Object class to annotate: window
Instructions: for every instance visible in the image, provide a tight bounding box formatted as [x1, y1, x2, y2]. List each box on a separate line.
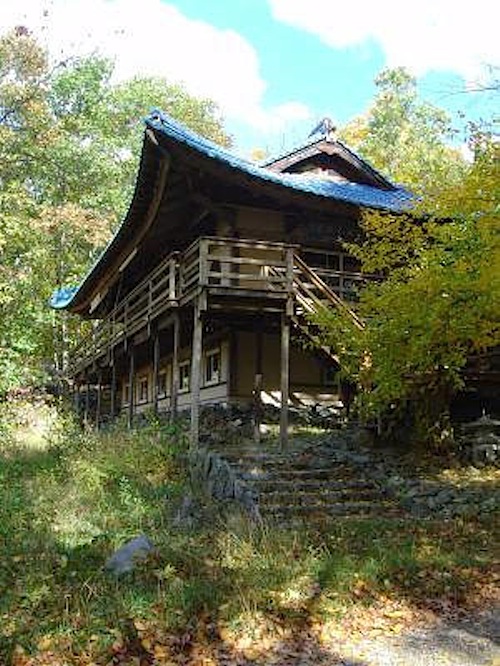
[138, 377, 149, 403]
[123, 383, 130, 405]
[205, 349, 221, 385]
[179, 361, 191, 392]
[303, 250, 340, 271]
[157, 370, 168, 397]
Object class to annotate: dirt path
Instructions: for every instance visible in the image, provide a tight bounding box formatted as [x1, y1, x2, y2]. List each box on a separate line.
[208, 606, 500, 666]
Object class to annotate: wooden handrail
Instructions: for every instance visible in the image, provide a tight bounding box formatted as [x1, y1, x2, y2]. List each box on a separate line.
[293, 253, 365, 329]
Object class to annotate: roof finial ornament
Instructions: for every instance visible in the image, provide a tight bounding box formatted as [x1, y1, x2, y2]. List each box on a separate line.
[308, 117, 336, 140]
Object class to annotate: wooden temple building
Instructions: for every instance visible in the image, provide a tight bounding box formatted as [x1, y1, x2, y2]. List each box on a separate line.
[51, 113, 412, 445]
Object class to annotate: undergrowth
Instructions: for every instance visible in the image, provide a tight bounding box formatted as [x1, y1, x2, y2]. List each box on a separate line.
[0, 398, 497, 664]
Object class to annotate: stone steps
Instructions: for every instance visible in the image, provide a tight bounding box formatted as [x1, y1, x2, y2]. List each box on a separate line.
[209, 441, 404, 524]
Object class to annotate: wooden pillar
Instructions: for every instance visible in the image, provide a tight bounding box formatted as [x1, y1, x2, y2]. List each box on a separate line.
[84, 373, 90, 429]
[109, 357, 116, 421]
[127, 343, 135, 429]
[253, 325, 264, 445]
[170, 312, 180, 422]
[73, 380, 80, 415]
[96, 369, 102, 430]
[190, 301, 203, 446]
[152, 329, 160, 415]
[280, 312, 290, 451]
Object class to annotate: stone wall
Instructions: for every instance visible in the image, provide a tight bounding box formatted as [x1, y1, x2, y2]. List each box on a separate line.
[189, 446, 261, 522]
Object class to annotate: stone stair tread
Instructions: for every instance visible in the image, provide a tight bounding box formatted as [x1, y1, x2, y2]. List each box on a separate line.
[249, 478, 375, 490]
[259, 489, 382, 504]
[260, 502, 396, 517]
[241, 467, 357, 479]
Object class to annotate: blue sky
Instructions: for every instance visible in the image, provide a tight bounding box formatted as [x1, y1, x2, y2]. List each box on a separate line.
[1, 0, 498, 155]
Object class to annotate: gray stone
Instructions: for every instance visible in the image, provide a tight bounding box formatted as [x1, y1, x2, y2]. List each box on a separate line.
[173, 493, 209, 529]
[471, 438, 500, 466]
[105, 535, 155, 576]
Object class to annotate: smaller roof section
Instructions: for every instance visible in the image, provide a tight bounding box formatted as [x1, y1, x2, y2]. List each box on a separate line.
[263, 117, 394, 190]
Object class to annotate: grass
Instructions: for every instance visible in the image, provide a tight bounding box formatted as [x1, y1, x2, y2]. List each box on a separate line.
[0, 398, 498, 664]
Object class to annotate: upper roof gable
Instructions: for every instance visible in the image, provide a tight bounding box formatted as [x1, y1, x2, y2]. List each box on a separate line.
[262, 118, 394, 190]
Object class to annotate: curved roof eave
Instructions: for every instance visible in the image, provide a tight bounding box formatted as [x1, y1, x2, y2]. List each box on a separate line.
[146, 110, 413, 212]
[50, 131, 161, 313]
[51, 110, 414, 313]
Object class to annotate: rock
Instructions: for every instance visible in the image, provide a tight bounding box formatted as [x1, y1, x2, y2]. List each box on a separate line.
[105, 535, 155, 575]
[471, 437, 500, 467]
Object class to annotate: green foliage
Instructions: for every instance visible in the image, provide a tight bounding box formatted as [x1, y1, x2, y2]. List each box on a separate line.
[0, 28, 230, 394]
[340, 67, 465, 191]
[316, 126, 499, 443]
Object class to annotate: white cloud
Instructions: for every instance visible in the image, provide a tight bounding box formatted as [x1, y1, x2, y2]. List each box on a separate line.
[0, 0, 311, 134]
[269, 0, 499, 81]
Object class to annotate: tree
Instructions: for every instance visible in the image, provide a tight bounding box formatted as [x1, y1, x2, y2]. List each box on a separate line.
[316, 67, 499, 446]
[339, 67, 465, 191]
[0, 28, 230, 395]
[316, 126, 499, 447]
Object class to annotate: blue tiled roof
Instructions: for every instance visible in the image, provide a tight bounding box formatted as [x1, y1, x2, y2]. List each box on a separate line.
[146, 110, 413, 212]
[51, 111, 413, 311]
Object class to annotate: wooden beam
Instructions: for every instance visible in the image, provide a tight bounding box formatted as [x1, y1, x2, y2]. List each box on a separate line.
[190, 301, 203, 446]
[253, 325, 263, 445]
[228, 330, 238, 398]
[127, 344, 135, 429]
[84, 373, 90, 429]
[280, 313, 290, 451]
[170, 312, 180, 422]
[152, 329, 160, 415]
[110, 359, 116, 421]
[96, 369, 102, 430]
[73, 380, 80, 415]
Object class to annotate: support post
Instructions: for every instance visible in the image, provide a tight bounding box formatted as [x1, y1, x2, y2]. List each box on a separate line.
[190, 301, 203, 446]
[110, 357, 116, 421]
[127, 343, 135, 429]
[152, 329, 160, 415]
[253, 325, 263, 445]
[73, 380, 80, 416]
[96, 369, 102, 430]
[280, 312, 290, 451]
[84, 373, 90, 429]
[170, 312, 180, 422]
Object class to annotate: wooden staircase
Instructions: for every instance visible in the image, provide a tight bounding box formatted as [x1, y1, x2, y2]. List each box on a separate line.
[271, 253, 364, 367]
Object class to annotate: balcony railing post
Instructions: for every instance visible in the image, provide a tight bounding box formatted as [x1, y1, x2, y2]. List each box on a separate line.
[199, 238, 208, 287]
[286, 247, 294, 293]
[169, 257, 176, 300]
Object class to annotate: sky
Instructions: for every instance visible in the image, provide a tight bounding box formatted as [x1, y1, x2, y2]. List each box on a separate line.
[0, 0, 498, 155]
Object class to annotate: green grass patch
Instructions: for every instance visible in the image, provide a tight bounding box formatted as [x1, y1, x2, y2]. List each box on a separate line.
[0, 400, 497, 664]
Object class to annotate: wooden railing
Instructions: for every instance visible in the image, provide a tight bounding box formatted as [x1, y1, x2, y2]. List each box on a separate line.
[72, 238, 296, 371]
[179, 236, 295, 296]
[71, 237, 371, 373]
[314, 268, 366, 302]
[292, 254, 364, 329]
[73, 251, 179, 371]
